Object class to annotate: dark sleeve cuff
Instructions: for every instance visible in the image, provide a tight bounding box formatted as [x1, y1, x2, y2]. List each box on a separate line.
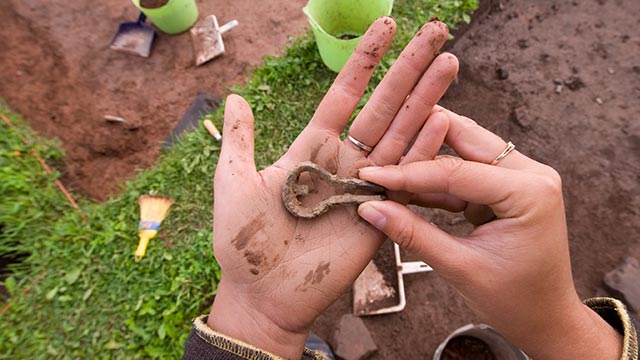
[182, 315, 327, 360]
[584, 297, 638, 360]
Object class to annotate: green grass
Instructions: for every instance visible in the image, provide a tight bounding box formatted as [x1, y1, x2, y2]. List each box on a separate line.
[0, 1, 478, 358]
[0, 105, 65, 275]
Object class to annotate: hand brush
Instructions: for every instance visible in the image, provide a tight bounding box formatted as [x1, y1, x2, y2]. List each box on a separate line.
[135, 195, 174, 261]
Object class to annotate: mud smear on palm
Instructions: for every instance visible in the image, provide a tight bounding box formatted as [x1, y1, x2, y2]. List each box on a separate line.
[296, 261, 331, 292]
[231, 217, 265, 250]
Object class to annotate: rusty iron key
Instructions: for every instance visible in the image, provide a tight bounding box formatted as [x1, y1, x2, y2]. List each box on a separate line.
[282, 161, 386, 219]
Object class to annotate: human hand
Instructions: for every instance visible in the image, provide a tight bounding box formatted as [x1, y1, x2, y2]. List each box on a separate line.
[357, 108, 623, 359]
[208, 18, 459, 358]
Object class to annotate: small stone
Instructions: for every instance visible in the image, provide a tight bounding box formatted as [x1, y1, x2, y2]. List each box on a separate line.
[565, 76, 585, 91]
[607, 67, 615, 75]
[553, 78, 564, 85]
[331, 315, 378, 360]
[516, 39, 529, 49]
[555, 85, 563, 94]
[604, 257, 640, 314]
[595, 97, 604, 105]
[512, 105, 534, 128]
[540, 53, 551, 63]
[496, 67, 509, 80]
[490, 2, 505, 13]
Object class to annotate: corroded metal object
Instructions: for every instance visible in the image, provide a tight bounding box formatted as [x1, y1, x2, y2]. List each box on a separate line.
[283, 161, 386, 219]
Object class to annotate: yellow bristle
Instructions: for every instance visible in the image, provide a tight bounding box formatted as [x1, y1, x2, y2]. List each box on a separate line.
[138, 195, 174, 223]
[135, 195, 174, 261]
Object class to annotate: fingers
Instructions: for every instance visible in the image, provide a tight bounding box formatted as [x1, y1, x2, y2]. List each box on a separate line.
[436, 106, 534, 169]
[432, 107, 539, 223]
[400, 110, 450, 165]
[410, 193, 467, 213]
[368, 53, 458, 165]
[309, 17, 397, 135]
[359, 158, 525, 218]
[384, 110, 449, 205]
[215, 95, 259, 189]
[347, 20, 450, 152]
[358, 201, 462, 270]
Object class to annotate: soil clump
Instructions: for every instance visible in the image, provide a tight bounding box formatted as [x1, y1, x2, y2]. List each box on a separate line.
[140, 0, 168, 9]
[441, 336, 496, 360]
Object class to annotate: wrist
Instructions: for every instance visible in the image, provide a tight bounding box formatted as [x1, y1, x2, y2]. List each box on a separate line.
[514, 296, 622, 359]
[207, 280, 310, 359]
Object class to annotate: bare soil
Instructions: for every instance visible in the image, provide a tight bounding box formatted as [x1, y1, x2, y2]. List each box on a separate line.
[140, 0, 169, 9]
[1, 0, 639, 358]
[441, 336, 496, 360]
[0, 0, 308, 200]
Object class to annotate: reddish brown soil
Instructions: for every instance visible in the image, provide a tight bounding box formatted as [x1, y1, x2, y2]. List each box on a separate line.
[140, 0, 169, 9]
[441, 336, 496, 360]
[0, 0, 307, 200]
[1, 0, 639, 358]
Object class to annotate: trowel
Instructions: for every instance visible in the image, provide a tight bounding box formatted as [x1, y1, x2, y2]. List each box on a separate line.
[110, 13, 156, 58]
[353, 241, 432, 316]
[190, 15, 239, 66]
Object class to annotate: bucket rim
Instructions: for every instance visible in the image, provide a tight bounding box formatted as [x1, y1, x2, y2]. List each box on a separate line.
[302, 0, 394, 40]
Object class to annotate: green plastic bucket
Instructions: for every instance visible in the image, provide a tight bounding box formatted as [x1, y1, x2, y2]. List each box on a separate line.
[132, 0, 199, 34]
[304, 0, 394, 72]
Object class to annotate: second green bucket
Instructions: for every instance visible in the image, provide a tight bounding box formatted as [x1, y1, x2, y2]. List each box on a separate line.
[304, 0, 394, 72]
[132, 0, 199, 34]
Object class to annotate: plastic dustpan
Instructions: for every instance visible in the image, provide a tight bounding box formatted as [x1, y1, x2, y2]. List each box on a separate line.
[190, 15, 239, 66]
[110, 13, 156, 57]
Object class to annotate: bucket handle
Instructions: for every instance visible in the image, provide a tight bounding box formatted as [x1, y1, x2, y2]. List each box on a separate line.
[137, 12, 147, 24]
[219, 20, 239, 34]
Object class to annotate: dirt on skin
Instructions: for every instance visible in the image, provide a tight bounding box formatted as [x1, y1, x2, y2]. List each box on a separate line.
[0, 0, 308, 200]
[313, 0, 640, 358]
[1, 0, 639, 358]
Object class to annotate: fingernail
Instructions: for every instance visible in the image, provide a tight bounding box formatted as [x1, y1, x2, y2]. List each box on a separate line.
[359, 166, 383, 176]
[358, 203, 386, 230]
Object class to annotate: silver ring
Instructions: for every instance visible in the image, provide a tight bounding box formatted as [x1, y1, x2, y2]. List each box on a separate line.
[490, 141, 516, 165]
[347, 134, 374, 152]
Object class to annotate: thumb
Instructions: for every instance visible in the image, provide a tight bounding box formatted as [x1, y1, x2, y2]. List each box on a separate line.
[215, 95, 259, 190]
[357, 200, 461, 270]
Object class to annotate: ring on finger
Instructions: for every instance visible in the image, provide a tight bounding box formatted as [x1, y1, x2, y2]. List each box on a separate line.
[490, 141, 516, 165]
[347, 134, 374, 153]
